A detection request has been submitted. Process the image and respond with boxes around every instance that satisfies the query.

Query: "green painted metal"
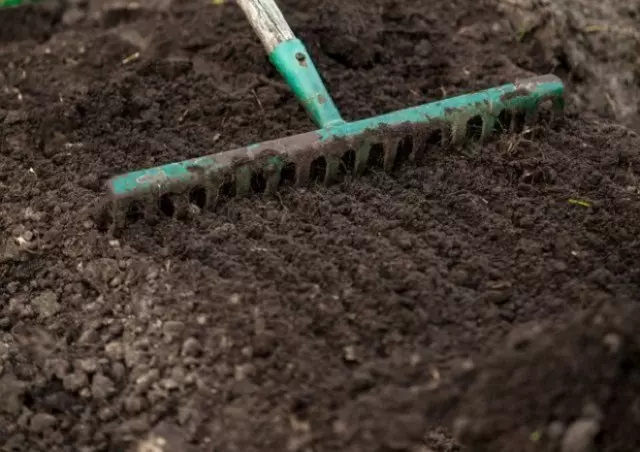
[269,39,344,128]
[108,74,564,203]
[0,0,39,7]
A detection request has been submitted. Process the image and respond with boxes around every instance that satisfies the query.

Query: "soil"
[499,0,640,131]
[1,0,640,451]
[451,301,640,452]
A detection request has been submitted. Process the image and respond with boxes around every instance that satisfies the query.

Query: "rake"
[104,0,563,219]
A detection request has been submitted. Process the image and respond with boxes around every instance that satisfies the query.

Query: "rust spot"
[501,88,531,101]
[317,94,326,104]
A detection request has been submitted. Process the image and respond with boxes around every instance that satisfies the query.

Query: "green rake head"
[104,0,564,223]
[107,74,563,220]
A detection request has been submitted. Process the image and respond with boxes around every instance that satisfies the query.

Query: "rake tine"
[383,137,401,172]
[324,155,341,185]
[354,142,371,176]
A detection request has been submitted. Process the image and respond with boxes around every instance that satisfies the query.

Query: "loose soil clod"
[1,0,640,451]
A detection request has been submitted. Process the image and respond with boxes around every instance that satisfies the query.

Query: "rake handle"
[235,0,295,53]
[235,0,344,128]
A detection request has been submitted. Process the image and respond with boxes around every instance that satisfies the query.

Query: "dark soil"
[452,302,640,452]
[1,0,640,451]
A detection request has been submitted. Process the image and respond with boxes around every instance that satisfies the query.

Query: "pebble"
[163,321,185,342]
[97,407,116,421]
[104,341,124,361]
[31,290,61,318]
[78,327,100,345]
[29,412,57,433]
[342,345,359,362]
[124,396,145,414]
[603,333,622,353]
[136,369,160,392]
[91,373,116,399]
[76,358,98,374]
[561,419,600,452]
[181,337,202,357]
[161,378,179,390]
[43,358,70,379]
[7,282,19,294]
[63,370,89,392]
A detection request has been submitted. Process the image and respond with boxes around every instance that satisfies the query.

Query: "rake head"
[106,74,563,223]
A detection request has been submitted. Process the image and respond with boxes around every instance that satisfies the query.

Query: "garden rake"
[103,0,564,220]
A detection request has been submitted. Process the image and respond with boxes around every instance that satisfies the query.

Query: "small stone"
[181,337,202,357]
[342,345,359,363]
[6,282,19,295]
[170,366,186,382]
[78,327,99,344]
[136,369,160,391]
[97,407,116,421]
[91,373,116,399]
[107,321,124,338]
[24,207,44,221]
[603,333,622,353]
[0,375,25,415]
[76,358,98,374]
[561,419,600,452]
[124,346,143,368]
[29,412,57,433]
[17,408,32,428]
[111,362,126,381]
[163,321,185,342]
[63,370,89,392]
[124,396,145,414]
[43,358,70,379]
[234,363,255,381]
[104,341,124,361]
[177,406,192,425]
[161,378,179,390]
[0,342,10,360]
[31,290,61,318]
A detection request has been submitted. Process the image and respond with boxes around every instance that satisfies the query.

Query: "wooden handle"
[235,0,295,54]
